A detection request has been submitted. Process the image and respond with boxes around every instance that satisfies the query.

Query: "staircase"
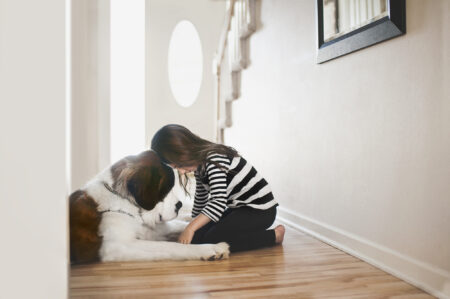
[213,0,258,143]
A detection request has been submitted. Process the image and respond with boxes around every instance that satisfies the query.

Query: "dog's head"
[110,150,183,223]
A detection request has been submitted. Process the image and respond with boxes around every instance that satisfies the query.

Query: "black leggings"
[191,205,277,253]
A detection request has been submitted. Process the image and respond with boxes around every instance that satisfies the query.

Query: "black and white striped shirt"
[192,153,278,222]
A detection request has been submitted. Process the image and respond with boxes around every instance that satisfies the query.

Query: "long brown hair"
[151,124,239,194]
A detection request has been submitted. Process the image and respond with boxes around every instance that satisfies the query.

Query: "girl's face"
[169,164,198,175]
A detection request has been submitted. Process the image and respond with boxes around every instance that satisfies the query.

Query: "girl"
[151,124,285,253]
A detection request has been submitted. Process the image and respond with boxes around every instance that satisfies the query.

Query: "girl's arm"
[179,154,230,244]
[199,155,229,222]
[179,170,211,244]
[192,171,208,218]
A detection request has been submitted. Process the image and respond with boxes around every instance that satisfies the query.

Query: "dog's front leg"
[100,240,229,262]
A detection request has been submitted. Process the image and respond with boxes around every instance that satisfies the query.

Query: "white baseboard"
[277,207,450,299]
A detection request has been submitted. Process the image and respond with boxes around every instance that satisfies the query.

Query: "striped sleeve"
[200,154,230,222]
[192,172,209,218]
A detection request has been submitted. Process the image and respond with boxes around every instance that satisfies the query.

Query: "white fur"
[82,166,229,262]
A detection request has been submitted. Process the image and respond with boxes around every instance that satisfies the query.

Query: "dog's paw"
[200,242,230,261]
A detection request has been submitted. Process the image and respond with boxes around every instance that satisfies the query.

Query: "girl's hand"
[178,227,195,244]
[178,214,211,244]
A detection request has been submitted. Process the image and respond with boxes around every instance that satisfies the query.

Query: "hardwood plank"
[70,227,434,298]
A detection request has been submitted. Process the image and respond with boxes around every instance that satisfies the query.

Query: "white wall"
[70,0,225,187]
[225,0,450,297]
[145,0,225,143]
[0,0,68,298]
[71,0,110,191]
[110,0,145,163]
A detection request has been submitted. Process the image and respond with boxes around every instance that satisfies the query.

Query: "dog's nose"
[175,201,183,213]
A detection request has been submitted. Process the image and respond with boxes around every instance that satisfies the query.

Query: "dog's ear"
[158,163,175,199]
[127,167,163,210]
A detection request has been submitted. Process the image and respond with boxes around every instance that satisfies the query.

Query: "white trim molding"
[277,207,450,299]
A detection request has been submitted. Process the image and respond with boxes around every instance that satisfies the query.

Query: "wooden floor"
[70,227,433,298]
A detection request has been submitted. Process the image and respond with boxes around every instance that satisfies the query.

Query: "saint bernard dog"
[69,150,229,264]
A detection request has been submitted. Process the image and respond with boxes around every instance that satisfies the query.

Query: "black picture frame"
[316,0,406,63]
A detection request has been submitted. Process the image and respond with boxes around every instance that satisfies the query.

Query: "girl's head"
[151,124,238,172]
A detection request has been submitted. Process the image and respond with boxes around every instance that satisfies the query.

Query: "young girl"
[151,124,285,253]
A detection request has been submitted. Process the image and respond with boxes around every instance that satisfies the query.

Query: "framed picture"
[316,0,406,63]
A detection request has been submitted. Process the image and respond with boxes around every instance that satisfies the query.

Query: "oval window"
[168,20,203,108]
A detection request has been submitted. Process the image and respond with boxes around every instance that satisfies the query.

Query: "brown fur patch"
[110,151,175,210]
[125,151,175,210]
[69,190,102,264]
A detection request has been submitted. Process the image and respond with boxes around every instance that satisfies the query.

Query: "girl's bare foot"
[274,225,285,244]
